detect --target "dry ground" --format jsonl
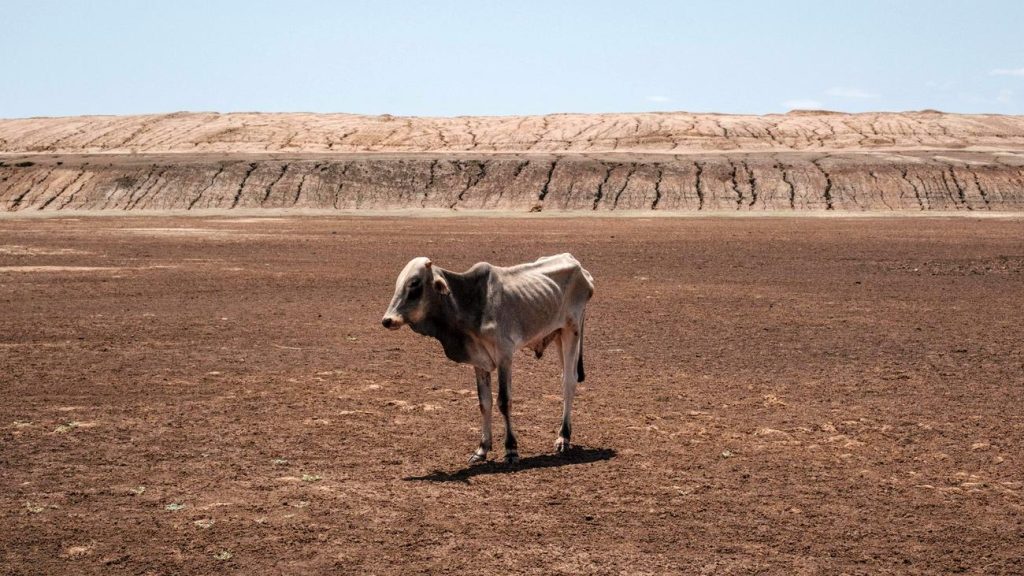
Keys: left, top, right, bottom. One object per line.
{"left": 1, "top": 216, "right": 1022, "bottom": 575}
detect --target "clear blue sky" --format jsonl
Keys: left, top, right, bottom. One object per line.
{"left": 3, "top": 0, "right": 1023, "bottom": 118}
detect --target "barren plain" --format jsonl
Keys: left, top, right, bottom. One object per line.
{"left": 2, "top": 216, "right": 1023, "bottom": 574}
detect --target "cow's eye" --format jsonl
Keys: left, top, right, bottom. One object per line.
{"left": 407, "top": 279, "right": 423, "bottom": 300}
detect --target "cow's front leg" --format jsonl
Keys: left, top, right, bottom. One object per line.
{"left": 497, "top": 359, "right": 519, "bottom": 464}
{"left": 469, "top": 367, "right": 493, "bottom": 464}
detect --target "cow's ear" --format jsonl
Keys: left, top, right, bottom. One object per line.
{"left": 433, "top": 273, "right": 450, "bottom": 295}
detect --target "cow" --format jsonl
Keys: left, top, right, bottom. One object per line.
{"left": 381, "top": 253, "right": 594, "bottom": 464}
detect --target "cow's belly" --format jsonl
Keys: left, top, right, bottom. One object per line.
{"left": 523, "top": 328, "right": 561, "bottom": 358}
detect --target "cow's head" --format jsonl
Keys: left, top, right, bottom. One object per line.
{"left": 381, "top": 257, "right": 449, "bottom": 330}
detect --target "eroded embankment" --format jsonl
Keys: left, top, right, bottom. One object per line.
{"left": 2, "top": 152, "right": 1023, "bottom": 212}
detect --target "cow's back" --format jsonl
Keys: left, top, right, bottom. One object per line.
{"left": 484, "top": 254, "right": 593, "bottom": 347}
{"left": 507, "top": 253, "right": 593, "bottom": 294}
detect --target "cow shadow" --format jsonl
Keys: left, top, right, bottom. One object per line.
{"left": 402, "top": 446, "right": 616, "bottom": 484}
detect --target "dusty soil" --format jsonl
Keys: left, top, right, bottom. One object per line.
{"left": 1, "top": 216, "right": 1023, "bottom": 574}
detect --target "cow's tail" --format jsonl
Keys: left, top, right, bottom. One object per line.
{"left": 576, "top": 315, "right": 586, "bottom": 383}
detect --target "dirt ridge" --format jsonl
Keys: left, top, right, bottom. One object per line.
{"left": 2, "top": 111, "right": 1023, "bottom": 212}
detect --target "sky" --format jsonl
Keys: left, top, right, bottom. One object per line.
{"left": 2, "top": 0, "right": 1023, "bottom": 118}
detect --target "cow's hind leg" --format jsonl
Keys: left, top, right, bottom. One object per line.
{"left": 470, "top": 368, "right": 493, "bottom": 464}
{"left": 555, "top": 322, "right": 581, "bottom": 454}
{"left": 497, "top": 359, "right": 519, "bottom": 464}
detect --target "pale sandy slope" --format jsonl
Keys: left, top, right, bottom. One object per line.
{"left": 2, "top": 110, "right": 1024, "bottom": 155}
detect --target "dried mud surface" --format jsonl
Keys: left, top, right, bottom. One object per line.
{"left": 1, "top": 216, "right": 1023, "bottom": 574}
{"left": 4, "top": 111, "right": 1024, "bottom": 154}
{"left": 2, "top": 111, "right": 1024, "bottom": 212}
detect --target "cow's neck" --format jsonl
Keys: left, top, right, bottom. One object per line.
{"left": 411, "top": 266, "right": 489, "bottom": 364}
{"left": 441, "top": 266, "right": 489, "bottom": 326}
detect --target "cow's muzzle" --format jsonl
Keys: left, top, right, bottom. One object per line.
{"left": 381, "top": 315, "right": 403, "bottom": 330}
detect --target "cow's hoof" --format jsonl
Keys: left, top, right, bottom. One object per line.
{"left": 504, "top": 452, "right": 520, "bottom": 465}
{"left": 468, "top": 452, "right": 487, "bottom": 465}
{"left": 554, "top": 437, "right": 571, "bottom": 454}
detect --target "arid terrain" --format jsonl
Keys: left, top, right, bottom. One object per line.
{"left": 3, "top": 111, "right": 1024, "bottom": 212}
{"left": 2, "top": 216, "right": 1022, "bottom": 574}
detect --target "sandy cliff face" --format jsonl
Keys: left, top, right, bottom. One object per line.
{"left": 2, "top": 111, "right": 1023, "bottom": 212}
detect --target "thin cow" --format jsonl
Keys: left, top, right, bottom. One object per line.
{"left": 381, "top": 253, "right": 594, "bottom": 464}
